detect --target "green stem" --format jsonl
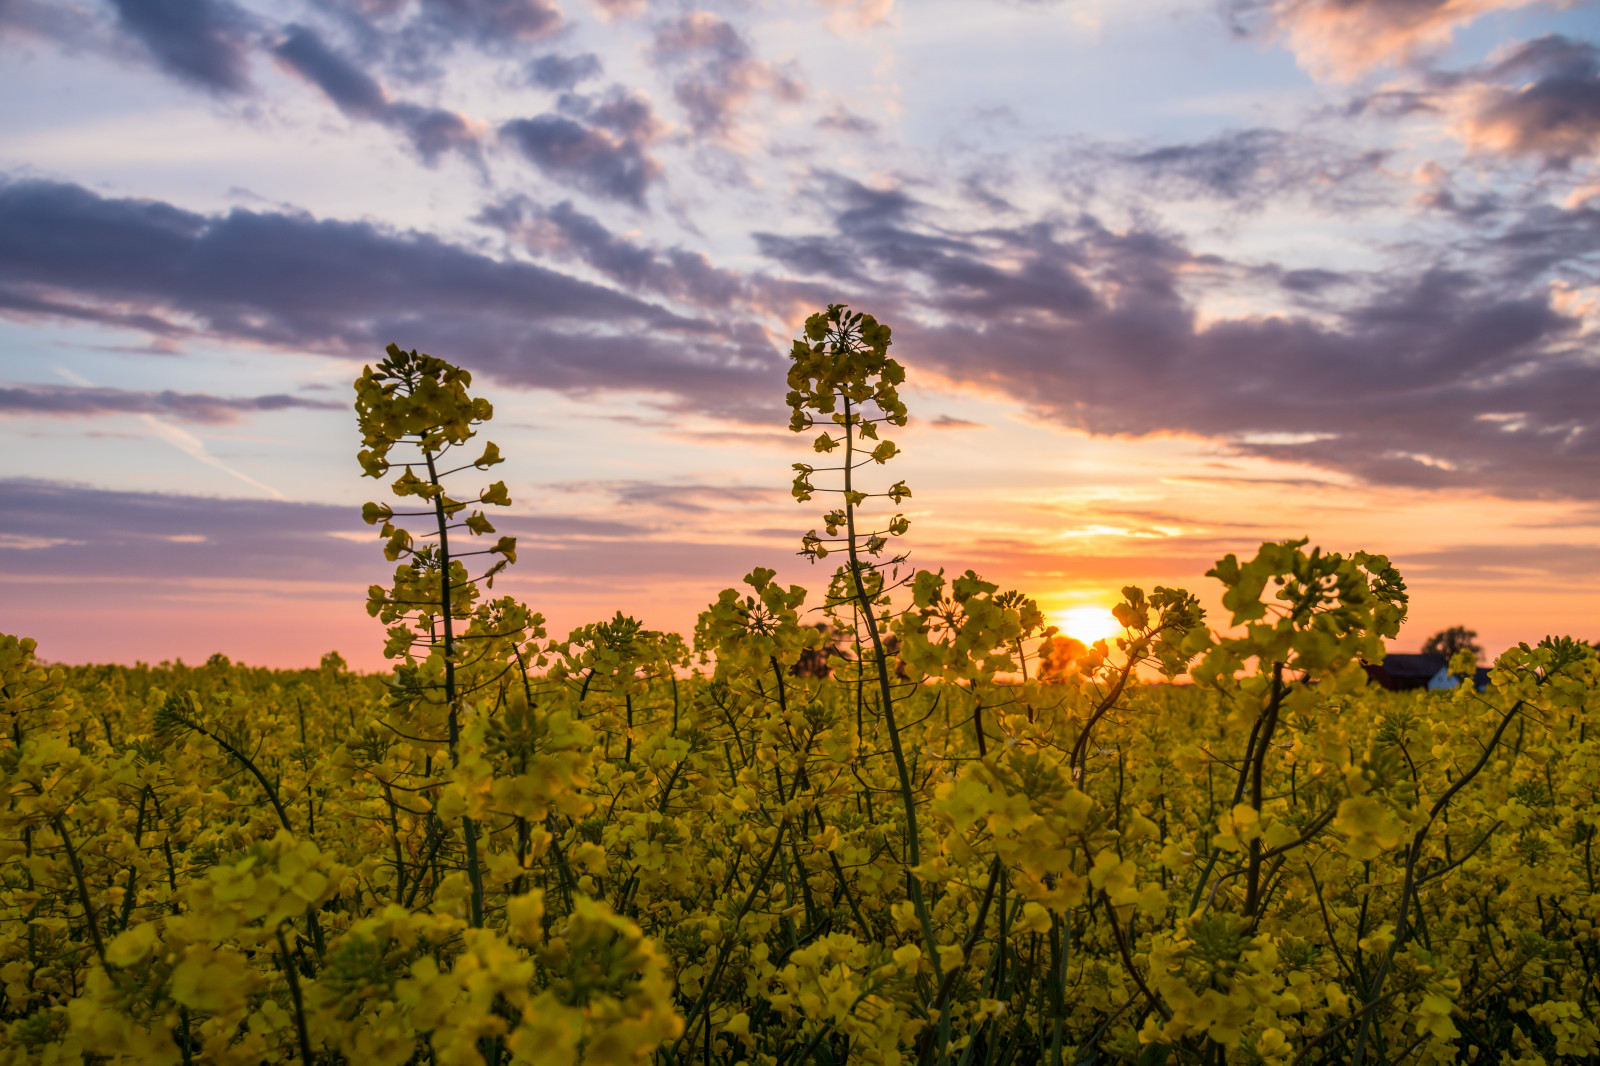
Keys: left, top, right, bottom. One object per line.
{"left": 424, "top": 447, "right": 486, "bottom": 930}
{"left": 276, "top": 925, "right": 317, "bottom": 1064}
{"left": 53, "top": 814, "right": 107, "bottom": 967}
{"left": 840, "top": 396, "right": 943, "bottom": 992}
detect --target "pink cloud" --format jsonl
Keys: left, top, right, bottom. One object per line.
{"left": 1456, "top": 35, "right": 1600, "bottom": 166}
{"left": 1268, "top": 0, "right": 1539, "bottom": 80}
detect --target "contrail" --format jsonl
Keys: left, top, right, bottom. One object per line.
{"left": 54, "top": 366, "right": 287, "bottom": 500}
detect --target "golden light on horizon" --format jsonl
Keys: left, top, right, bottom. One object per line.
{"left": 1055, "top": 605, "right": 1124, "bottom": 646}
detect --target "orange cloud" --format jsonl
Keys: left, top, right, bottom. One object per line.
{"left": 1269, "top": 0, "right": 1539, "bottom": 80}
{"left": 817, "top": 0, "right": 895, "bottom": 33}
{"left": 1455, "top": 37, "right": 1600, "bottom": 166}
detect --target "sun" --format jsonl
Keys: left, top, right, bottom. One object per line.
{"left": 1055, "top": 606, "right": 1124, "bottom": 646}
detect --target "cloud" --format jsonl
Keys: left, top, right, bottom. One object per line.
{"left": 0, "top": 478, "right": 752, "bottom": 589}
{"left": 753, "top": 232, "right": 871, "bottom": 283}
{"left": 1333, "top": 33, "right": 1600, "bottom": 176}
{"left": 1240, "top": 0, "right": 1539, "bottom": 80}
{"left": 586, "top": 0, "right": 647, "bottom": 20}
{"left": 0, "top": 0, "right": 100, "bottom": 46}
{"left": 815, "top": 0, "right": 895, "bottom": 33}
{"left": 750, "top": 175, "right": 1600, "bottom": 500}
{"left": 387, "top": 103, "right": 480, "bottom": 163}
{"left": 105, "top": 0, "right": 255, "bottom": 93}
{"left": 1395, "top": 542, "right": 1600, "bottom": 582}
{"left": 649, "top": 13, "right": 804, "bottom": 138}
{"left": 1459, "top": 35, "right": 1600, "bottom": 167}
{"left": 416, "top": 0, "right": 561, "bottom": 44}
{"left": 593, "top": 480, "right": 779, "bottom": 513}
{"left": 0, "top": 177, "right": 781, "bottom": 418}
{"left": 478, "top": 197, "right": 747, "bottom": 308}
{"left": 264, "top": 0, "right": 559, "bottom": 82}
{"left": 0, "top": 478, "right": 371, "bottom": 582}
{"left": 4, "top": 154, "right": 1593, "bottom": 507}
{"left": 499, "top": 90, "right": 665, "bottom": 205}
{"left": 1120, "top": 128, "right": 1389, "bottom": 206}
{"left": 0, "top": 384, "right": 342, "bottom": 423}
{"left": 816, "top": 106, "right": 878, "bottom": 135}
{"left": 529, "top": 51, "right": 603, "bottom": 89}
{"left": 273, "top": 23, "right": 388, "bottom": 119}
{"left": 0, "top": 286, "right": 189, "bottom": 336}
{"left": 273, "top": 25, "right": 480, "bottom": 164}
{"left": 1279, "top": 268, "right": 1351, "bottom": 293}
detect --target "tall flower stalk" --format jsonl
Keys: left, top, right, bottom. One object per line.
{"left": 786, "top": 304, "right": 943, "bottom": 972}
{"left": 355, "top": 343, "right": 517, "bottom": 928}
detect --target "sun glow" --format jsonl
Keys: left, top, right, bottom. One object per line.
{"left": 1055, "top": 606, "right": 1124, "bottom": 646}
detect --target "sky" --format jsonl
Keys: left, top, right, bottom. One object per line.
{"left": 1, "top": 0, "right": 1597, "bottom": 670}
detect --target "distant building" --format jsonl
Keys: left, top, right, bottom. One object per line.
{"left": 1364, "top": 652, "right": 1447, "bottom": 691}
{"left": 1426, "top": 664, "right": 1493, "bottom": 692}
{"left": 1364, "top": 652, "right": 1489, "bottom": 692}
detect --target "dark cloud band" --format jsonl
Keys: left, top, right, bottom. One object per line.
{"left": 0, "top": 385, "right": 342, "bottom": 423}
{"left": 0, "top": 176, "right": 779, "bottom": 419}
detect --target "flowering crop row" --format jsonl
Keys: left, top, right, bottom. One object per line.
{"left": 1, "top": 308, "right": 1596, "bottom": 1066}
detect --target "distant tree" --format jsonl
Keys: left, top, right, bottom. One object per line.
{"left": 1422, "top": 625, "right": 1481, "bottom": 661}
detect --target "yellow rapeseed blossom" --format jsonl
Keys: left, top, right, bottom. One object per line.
{"left": 2, "top": 332, "right": 1596, "bottom": 1066}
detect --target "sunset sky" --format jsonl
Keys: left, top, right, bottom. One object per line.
{"left": 2, "top": 0, "right": 1597, "bottom": 670}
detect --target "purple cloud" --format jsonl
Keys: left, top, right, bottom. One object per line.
{"left": 0, "top": 177, "right": 780, "bottom": 417}
{"left": 499, "top": 91, "right": 664, "bottom": 206}
{"left": 0, "top": 385, "right": 342, "bottom": 423}
{"left": 649, "top": 13, "right": 804, "bottom": 138}
{"left": 0, "top": 478, "right": 646, "bottom": 584}
{"left": 105, "top": 0, "right": 254, "bottom": 94}
{"left": 479, "top": 197, "right": 747, "bottom": 308}
{"left": 273, "top": 25, "right": 479, "bottom": 164}
{"left": 417, "top": 0, "right": 561, "bottom": 44}
{"left": 752, "top": 175, "right": 1600, "bottom": 500}
{"left": 274, "top": 23, "right": 388, "bottom": 119}
{"left": 528, "top": 51, "right": 602, "bottom": 90}
{"left": 1464, "top": 35, "right": 1600, "bottom": 168}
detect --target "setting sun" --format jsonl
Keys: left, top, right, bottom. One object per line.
{"left": 1055, "top": 606, "right": 1124, "bottom": 646}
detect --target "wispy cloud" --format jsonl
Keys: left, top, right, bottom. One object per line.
{"left": 478, "top": 197, "right": 749, "bottom": 307}
{"left": 1115, "top": 128, "right": 1390, "bottom": 207}
{"left": 0, "top": 383, "right": 342, "bottom": 422}
{"left": 273, "top": 24, "right": 480, "bottom": 164}
{"left": 815, "top": 0, "right": 895, "bottom": 34}
{"left": 649, "top": 13, "right": 805, "bottom": 140}
{"left": 1241, "top": 0, "right": 1540, "bottom": 80}
{"left": 0, "top": 0, "right": 102, "bottom": 47}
